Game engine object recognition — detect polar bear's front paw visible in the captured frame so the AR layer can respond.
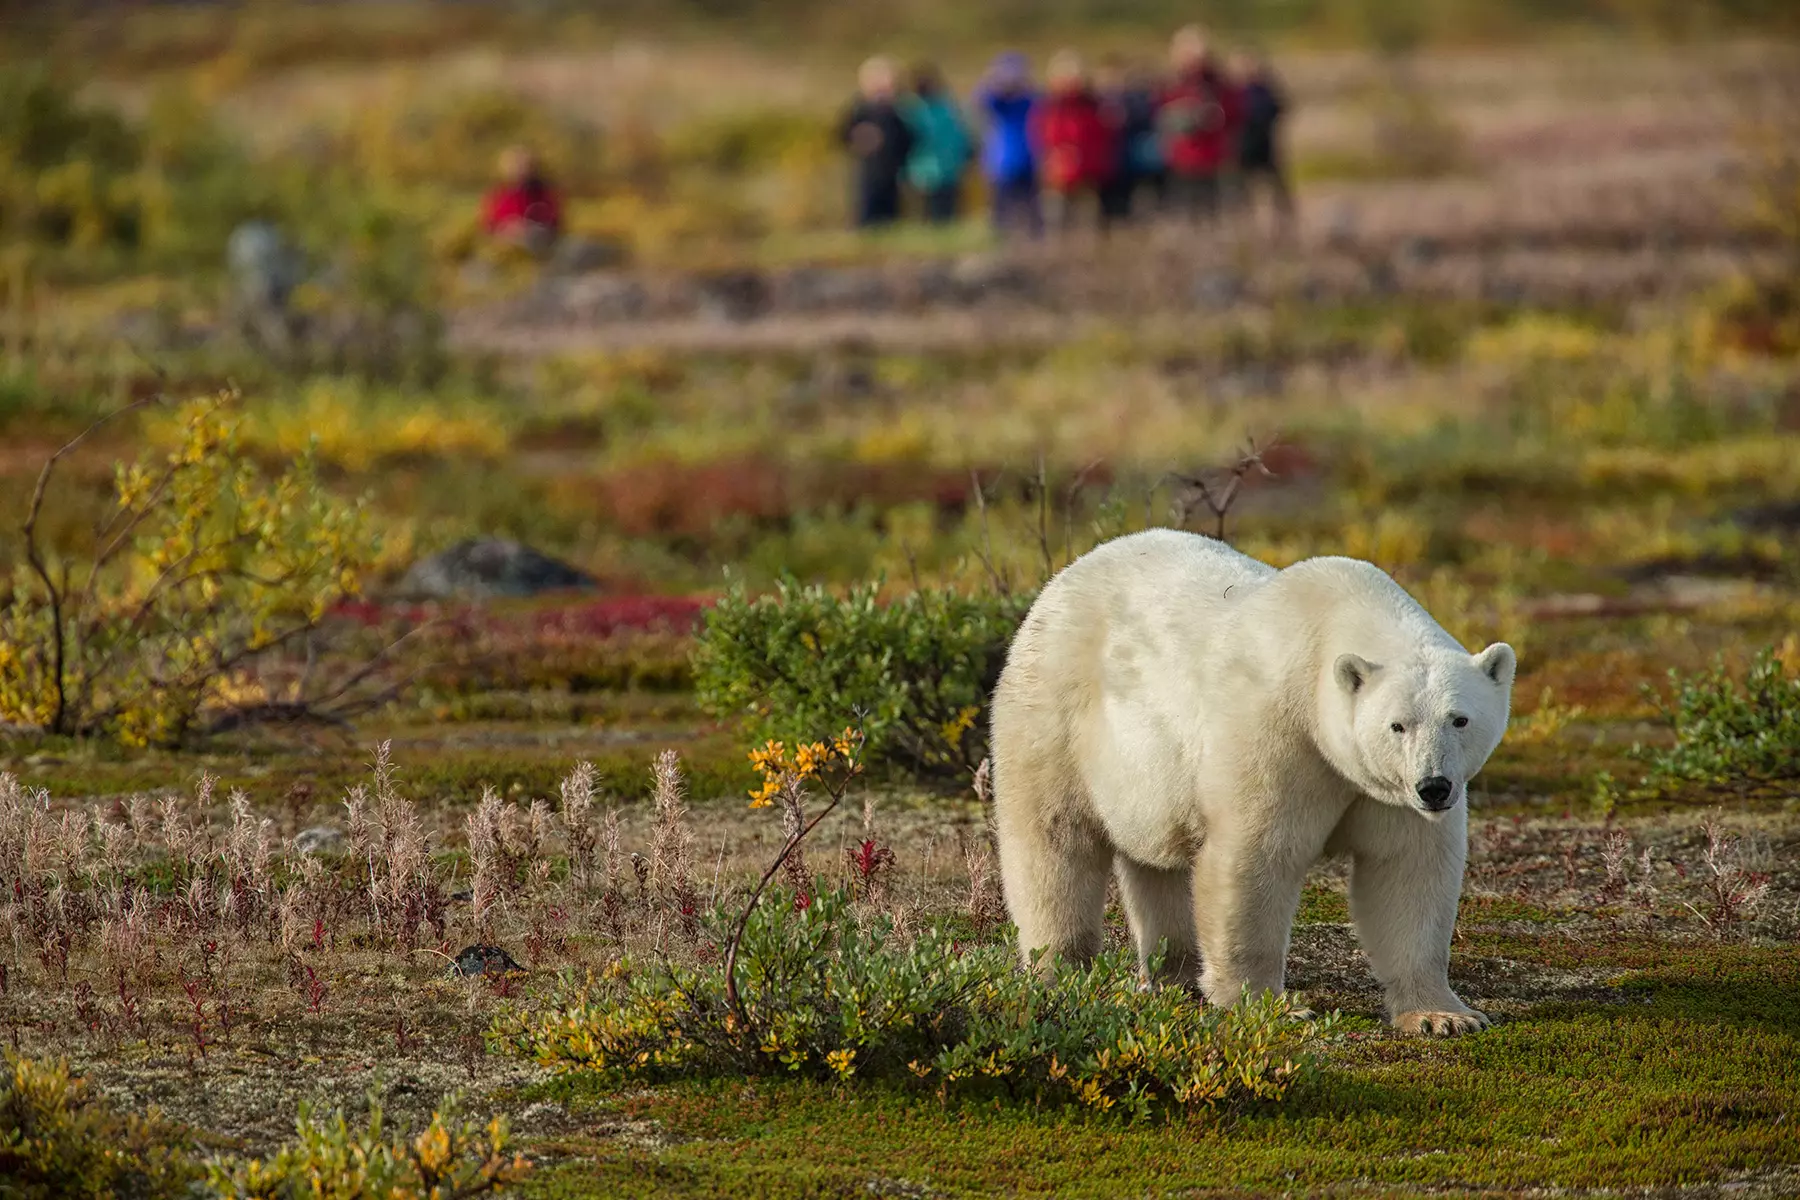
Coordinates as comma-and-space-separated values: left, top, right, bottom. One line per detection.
1394, 1008, 1490, 1037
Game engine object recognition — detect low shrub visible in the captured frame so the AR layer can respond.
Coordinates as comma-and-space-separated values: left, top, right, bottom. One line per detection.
495, 888, 1329, 1122
0, 392, 384, 746
692, 579, 1031, 774
0, 1052, 196, 1200
0, 1052, 529, 1200
1637, 643, 1800, 794
206, 1090, 529, 1200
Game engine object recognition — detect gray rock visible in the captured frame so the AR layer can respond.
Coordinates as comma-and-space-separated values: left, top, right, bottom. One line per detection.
293, 826, 343, 855
912, 261, 962, 306
1399, 235, 1441, 268
395, 538, 598, 601
1731, 501, 1800, 535
778, 266, 892, 312
558, 274, 648, 322
1323, 201, 1359, 250
449, 944, 526, 978
226, 220, 305, 312
1482, 275, 1527, 305
549, 236, 629, 275
1193, 269, 1245, 311
694, 269, 769, 322
1365, 259, 1399, 297
950, 253, 1032, 300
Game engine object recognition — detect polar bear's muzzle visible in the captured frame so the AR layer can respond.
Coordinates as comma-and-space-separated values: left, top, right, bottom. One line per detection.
1415, 775, 1456, 813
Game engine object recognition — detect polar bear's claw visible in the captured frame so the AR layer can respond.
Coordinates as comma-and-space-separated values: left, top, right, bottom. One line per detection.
1395, 1008, 1490, 1037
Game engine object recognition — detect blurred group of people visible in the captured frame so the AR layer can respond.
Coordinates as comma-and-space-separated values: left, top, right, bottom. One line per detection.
474, 25, 1291, 254
841, 25, 1292, 238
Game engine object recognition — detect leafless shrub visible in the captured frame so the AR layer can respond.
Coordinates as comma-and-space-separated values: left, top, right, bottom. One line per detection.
1598, 829, 1632, 905
648, 749, 700, 946
1683, 814, 1772, 938
1170, 438, 1276, 543
559, 761, 600, 891
467, 788, 503, 938
963, 760, 1005, 936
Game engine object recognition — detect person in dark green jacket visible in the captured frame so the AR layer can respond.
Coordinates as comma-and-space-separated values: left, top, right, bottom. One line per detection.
902, 62, 973, 224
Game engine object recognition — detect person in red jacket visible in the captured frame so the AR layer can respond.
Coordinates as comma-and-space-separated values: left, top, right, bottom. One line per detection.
482, 145, 562, 256
1031, 50, 1122, 235
1157, 25, 1242, 225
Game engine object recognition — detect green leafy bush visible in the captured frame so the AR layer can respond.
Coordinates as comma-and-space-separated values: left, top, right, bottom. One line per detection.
693, 579, 1031, 775
206, 1090, 529, 1200
1639, 644, 1800, 793
0, 1052, 197, 1200
0, 67, 273, 274
0, 393, 383, 746
495, 889, 1329, 1122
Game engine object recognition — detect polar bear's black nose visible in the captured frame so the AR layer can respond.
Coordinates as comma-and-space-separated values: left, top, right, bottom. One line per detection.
1416, 776, 1454, 810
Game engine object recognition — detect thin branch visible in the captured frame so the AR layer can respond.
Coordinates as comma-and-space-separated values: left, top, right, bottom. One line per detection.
1033, 454, 1053, 584
968, 469, 1009, 596
19, 392, 167, 732
721, 749, 860, 1036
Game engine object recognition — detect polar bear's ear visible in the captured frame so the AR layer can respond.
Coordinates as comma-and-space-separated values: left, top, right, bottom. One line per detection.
1474, 643, 1517, 688
1335, 653, 1377, 695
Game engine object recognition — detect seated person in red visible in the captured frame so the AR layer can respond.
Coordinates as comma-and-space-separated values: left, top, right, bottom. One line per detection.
482, 146, 562, 255
1031, 50, 1122, 234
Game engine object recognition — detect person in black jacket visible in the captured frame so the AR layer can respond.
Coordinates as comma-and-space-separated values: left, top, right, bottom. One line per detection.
840, 56, 915, 230
1231, 51, 1294, 235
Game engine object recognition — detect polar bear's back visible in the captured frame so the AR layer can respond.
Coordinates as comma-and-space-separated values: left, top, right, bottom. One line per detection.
997, 530, 1274, 724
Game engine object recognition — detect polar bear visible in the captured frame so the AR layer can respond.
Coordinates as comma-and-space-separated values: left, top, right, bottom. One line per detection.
990, 529, 1515, 1036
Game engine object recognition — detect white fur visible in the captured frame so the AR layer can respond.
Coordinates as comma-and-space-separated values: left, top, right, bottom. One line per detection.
990, 529, 1516, 1036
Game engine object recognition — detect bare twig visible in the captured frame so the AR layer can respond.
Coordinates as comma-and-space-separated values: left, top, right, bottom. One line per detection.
19, 393, 167, 734
968, 469, 1010, 596
1169, 436, 1277, 543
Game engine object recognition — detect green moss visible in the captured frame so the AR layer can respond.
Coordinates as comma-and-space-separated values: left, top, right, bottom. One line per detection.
516, 946, 1800, 1198
1295, 883, 1351, 925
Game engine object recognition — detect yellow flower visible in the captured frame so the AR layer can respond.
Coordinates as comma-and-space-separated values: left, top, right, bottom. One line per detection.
793, 740, 829, 778
825, 1048, 857, 1080
748, 740, 787, 775
940, 705, 980, 752
748, 777, 780, 809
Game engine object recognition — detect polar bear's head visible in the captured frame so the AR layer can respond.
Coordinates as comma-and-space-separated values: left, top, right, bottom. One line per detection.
1330, 643, 1516, 819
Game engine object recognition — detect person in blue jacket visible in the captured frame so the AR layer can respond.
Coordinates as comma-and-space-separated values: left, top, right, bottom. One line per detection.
975, 51, 1043, 239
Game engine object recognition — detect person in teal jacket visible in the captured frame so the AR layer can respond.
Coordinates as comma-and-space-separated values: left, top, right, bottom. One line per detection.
902, 62, 973, 223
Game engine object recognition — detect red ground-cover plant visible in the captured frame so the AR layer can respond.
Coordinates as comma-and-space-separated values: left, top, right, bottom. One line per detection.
329, 594, 711, 638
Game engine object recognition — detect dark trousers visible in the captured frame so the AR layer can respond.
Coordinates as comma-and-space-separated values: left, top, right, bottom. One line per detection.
923, 183, 961, 224
1237, 155, 1294, 224
989, 175, 1043, 239
856, 176, 902, 229
1168, 171, 1221, 223
1098, 172, 1135, 226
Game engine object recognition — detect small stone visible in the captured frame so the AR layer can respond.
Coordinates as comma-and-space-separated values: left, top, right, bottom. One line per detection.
548, 236, 629, 275
694, 269, 769, 322
1399, 235, 1441, 268
949, 253, 1032, 300
559, 275, 648, 322
1193, 269, 1244, 310
449, 945, 526, 978
293, 826, 343, 855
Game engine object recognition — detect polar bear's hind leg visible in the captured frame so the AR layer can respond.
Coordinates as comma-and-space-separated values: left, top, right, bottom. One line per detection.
1114, 857, 1200, 985
993, 763, 1111, 974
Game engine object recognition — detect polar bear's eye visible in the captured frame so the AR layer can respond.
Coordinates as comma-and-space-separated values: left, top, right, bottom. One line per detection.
1389, 722, 1405, 733
1452, 716, 1469, 728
